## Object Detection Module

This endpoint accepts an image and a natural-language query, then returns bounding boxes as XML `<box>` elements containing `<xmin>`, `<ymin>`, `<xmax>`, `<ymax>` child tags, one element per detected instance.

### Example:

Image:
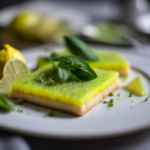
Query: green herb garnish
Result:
<box><xmin>17</xmin><ymin>97</ymin><xmax>24</xmax><ymax>104</ymax></box>
<box><xmin>117</xmin><ymin>93</ymin><xmax>120</xmax><ymax>96</ymax></box>
<box><xmin>0</xmin><ymin>94</ymin><xmax>14</xmax><ymax>111</ymax></box>
<box><xmin>64</xmin><ymin>36</ymin><xmax>99</xmax><ymax>61</ymax></box>
<box><xmin>58</xmin><ymin>56</ymin><xmax>97</xmax><ymax>81</ymax></box>
<box><xmin>17</xmin><ymin>108</ymin><xmax>23</xmax><ymax>112</ymax></box>
<box><xmin>37</xmin><ymin>107</ymin><xmax>41</xmax><ymax>111</ymax></box>
<box><xmin>48</xmin><ymin>110</ymin><xmax>55</xmax><ymax>116</ymax></box>
<box><xmin>109</xmin><ymin>92</ymin><xmax>114</xmax><ymax>96</ymax></box>
<box><xmin>122</xmin><ymin>77</ymin><xmax>128</xmax><ymax>82</ymax></box>
<box><xmin>109</xmin><ymin>99</ymin><xmax>114</xmax><ymax>103</ymax></box>
<box><xmin>108</xmin><ymin>103</ymin><xmax>114</xmax><ymax>107</ymax></box>
<box><xmin>129</xmin><ymin>92</ymin><xmax>133</xmax><ymax>97</ymax></box>
<box><xmin>103</xmin><ymin>101</ymin><xmax>108</xmax><ymax>104</ymax></box>
<box><xmin>144</xmin><ymin>97</ymin><xmax>148</xmax><ymax>102</ymax></box>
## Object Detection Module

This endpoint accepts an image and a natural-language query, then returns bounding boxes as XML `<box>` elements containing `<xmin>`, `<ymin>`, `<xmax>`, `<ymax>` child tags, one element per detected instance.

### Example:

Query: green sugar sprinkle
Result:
<box><xmin>17</xmin><ymin>97</ymin><xmax>24</xmax><ymax>104</ymax></box>
<box><xmin>109</xmin><ymin>92</ymin><xmax>114</xmax><ymax>96</ymax></box>
<box><xmin>144</xmin><ymin>97</ymin><xmax>148</xmax><ymax>102</ymax></box>
<box><xmin>48</xmin><ymin>110</ymin><xmax>55</xmax><ymax>116</ymax></box>
<box><xmin>129</xmin><ymin>92</ymin><xmax>133</xmax><ymax>97</ymax></box>
<box><xmin>108</xmin><ymin>108</ymin><xmax>111</xmax><ymax>110</ymax></box>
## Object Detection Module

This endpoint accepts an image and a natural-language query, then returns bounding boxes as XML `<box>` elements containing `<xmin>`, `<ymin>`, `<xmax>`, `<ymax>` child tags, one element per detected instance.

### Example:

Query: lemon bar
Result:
<box><xmin>11</xmin><ymin>65</ymin><xmax>121</xmax><ymax>116</ymax></box>
<box><xmin>38</xmin><ymin>50</ymin><xmax>130</xmax><ymax>76</ymax></box>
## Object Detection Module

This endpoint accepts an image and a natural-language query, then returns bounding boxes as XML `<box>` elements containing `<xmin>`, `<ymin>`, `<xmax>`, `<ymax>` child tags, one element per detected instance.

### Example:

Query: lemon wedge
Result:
<box><xmin>0</xmin><ymin>59</ymin><xmax>30</xmax><ymax>94</ymax></box>
<box><xmin>124</xmin><ymin>75</ymin><xmax>146</xmax><ymax>96</ymax></box>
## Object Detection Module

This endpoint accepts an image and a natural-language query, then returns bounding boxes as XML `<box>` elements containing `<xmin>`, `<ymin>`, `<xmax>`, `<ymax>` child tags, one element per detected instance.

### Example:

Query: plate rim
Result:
<box><xmin>0</xmin><ymin>50</ymin><xmax>150</xmax><ymax>139</ymax></box>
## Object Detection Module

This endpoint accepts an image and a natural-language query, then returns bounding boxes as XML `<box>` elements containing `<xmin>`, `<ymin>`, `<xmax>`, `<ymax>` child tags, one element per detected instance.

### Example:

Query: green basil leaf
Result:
<box><xmin>0</xmin><ymin>94</ymin><xmax>14</xmax><ymax>111</ymax></box>
<box><xmin>64</xmin><ymin>36</ymin><xmax>99</xmax><ymax>61</ymax></box>
<box><xmin>58</xmin><ymin>67</ymin><xmax>70</xmax><ymax>81</ymax></box>
<box><xmin>59</xmin><ymin>56</ymin><xmax>91</xmax><ymax>69</ymax></box>
<box><xmin>49</xmin><ymin>56</ymin><xmax>56</xmax><ymax>71</ymax></box>
<box><xmin>69</xmin><ymin>67</ymin><xmax>97</xmax><ymax>81</ymax></box>
<box><xmin>51</xmin><ymin>52</ymin><xmax>65</xmax><ymax>61</ymax></box>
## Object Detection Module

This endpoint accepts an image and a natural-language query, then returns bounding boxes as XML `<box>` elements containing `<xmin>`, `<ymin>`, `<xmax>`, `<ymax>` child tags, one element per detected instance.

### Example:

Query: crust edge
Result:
<box><xmin>11</xmin><ymin>80</ymin><xmax>121</xmax><ymax>116</ymax></box>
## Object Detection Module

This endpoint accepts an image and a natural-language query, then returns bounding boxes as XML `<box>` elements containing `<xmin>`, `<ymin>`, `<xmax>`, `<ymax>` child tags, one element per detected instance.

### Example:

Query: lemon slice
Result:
<box><xmin>0</xmin><ymin>75</ymin><xmax>15</xmax><ymax>94</ymax></box>
<box><xmin>3</xmin><ymin>58</ymin><xmax>30</xmax><ymax>80</ymax></box>
<box><xmin>0</xmin><ymin>59</ymin><xmax>30</xmax><ymax>94</ymax></box>
<box><xmin>124</xmin><ymin>75</ymin><xmax>146</xmax><ymax>96</ymax></box>
<box><xmin>0</xmin><ymin>44</ymin><xmax>27</xmax><ymax>78</ymax></box>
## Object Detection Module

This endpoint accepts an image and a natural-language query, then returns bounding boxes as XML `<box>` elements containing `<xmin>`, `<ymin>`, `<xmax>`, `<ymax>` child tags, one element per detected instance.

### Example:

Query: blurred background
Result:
<box><xmin>0</xmin><ymin>0</ymin><xmax>150</xmax><ymax>50</ymax></box>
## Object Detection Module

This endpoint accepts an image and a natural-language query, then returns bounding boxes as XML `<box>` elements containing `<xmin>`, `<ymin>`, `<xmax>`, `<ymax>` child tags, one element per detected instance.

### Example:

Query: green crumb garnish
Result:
<box><xmin>44</xmin><ymin>115</ymin><xmax>48</xmax><ymax>118</ymax></box>
<box><xmin>144</xmin><ymin>97</ymin><xmax>148</xmax><ymax>102</ymax></box>
<box><xmin>108</xmin><ymin>108</ymin><xmax>111</xmax><ymax>110</ymax></box>
<box><xmin>109</xmin><ymin>99</ymin><xmax>114</xmax><ymax>103</ymax></box>
<box><xmin>48</xmin><ymin>110</ymin><xmax>55</xmax><ymax>116</ymax></box>
<box><xmin>129</xmin><ymin>92</ymin><xmax>133</xmax><ymax>97</ymax></box>
<box><xmin>131</xmin><ymin>107</ymin><xmax>133</xmax><ymax>108</ymax></box>
<box><xmin>122</xmin><ymin>77</ymin><xmax>128</xmax><ymax>82</ymax></box>
<box><xmin>117</xmin><ymin>93</ymin><xmax>120</xmax><ymax>96</ymax></box>
<box><xmin>115</xmin><ymin>102</ymin><xmax>118</xmax><ymax>104</ymax></box>
<box><xmin>103</xmin><ymin>101</ymin><xmax>108</xmax><ymax>104</ymax></box>
<box><xmin>108</xmin><ymin>103</ymin><xmax>114</xmax><ymax>107</ymax></box>
<box><xmin>121</xmin><ymin>98</ymin><xmax>124</xmax><ymax>101</ymax></box>
<box><xmin>27</xmin><ymin>112</ymin><xmax>30</xmax><ymax>115</ymax></box>
<box><xmin>109</xmin><ymin>92</ymin><xmax>114</xmax><ymax>96</ymax></box>
<box><xmin>37</xmin><ymin>106</ymin><xmax>41</xmax><ymax>111</ymax></box>
<box><xmin>17</xmin><ymin>108</ymin><xmax>23</xmax><ymax>112</ymax></box>
<box><xmin>117</xmin><ymin>111</ymin><xmax>120</xmax><ymax>114</ymax></box>
<box><xmin>117</xmin><ymin>97</ymin><xmax>120</xmax><ymax>100</ymax></box>
<box><xmin>133</xmin><ymin>98</ymin><xmax>136</xmax><ymax>102</ymax></box>
<box><xmin>126</xmin><ymin>98</ymin><xmax>128</xmax><ymax>100</ymax></box>
<box><xmin>17</xmin><ymin>97</ymin><xmax>24</xmax><ymax>104</ymax></box>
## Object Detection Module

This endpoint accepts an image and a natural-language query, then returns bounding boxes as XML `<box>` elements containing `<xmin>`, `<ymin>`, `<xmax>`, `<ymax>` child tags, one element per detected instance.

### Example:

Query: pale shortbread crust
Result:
<box><xmin>118</xmin><ymin>67</ymin><xmax>131</xmax><ymax>77</ymax></box>
<box><xmin>11</xmin><ymin>80</ymin><xmax>121</xmax><ymax>116</ymax></box>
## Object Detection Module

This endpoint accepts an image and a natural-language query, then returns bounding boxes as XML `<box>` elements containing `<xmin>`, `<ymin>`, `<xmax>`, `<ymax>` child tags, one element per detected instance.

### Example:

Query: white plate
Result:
<box><xmin>0</xmin><ymin>1</ymin><xmax>91</xmax><ymax>34</ymax></box>
<box><xmin>0</xmin><ymin>49</ymin><xmax>150</xmax><ymax>139</ymax></box>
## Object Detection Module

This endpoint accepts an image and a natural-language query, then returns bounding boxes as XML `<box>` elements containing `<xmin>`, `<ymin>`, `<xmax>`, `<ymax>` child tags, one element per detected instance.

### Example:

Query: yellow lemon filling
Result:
<box><xmin>12</xmin><ymin>65</ymin><xmax>119</xmax><ymax>107</ymax></box>
<box><xmin>38</xmin><ymin>50</ymin><xmax>129</xmax><ymax>71</ymax></box>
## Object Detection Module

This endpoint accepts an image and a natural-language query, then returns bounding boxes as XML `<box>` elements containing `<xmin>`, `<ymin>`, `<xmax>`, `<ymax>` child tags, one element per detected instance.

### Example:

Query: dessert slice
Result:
<box><xmin>11</xmin><ymin>64</ymin><xmax>121</xmax><ymax>116</ymax></box>
<box><xmin>38</xmin><ymin>50</ymin><xmax>130</xmax><ymax>76</ymax></box>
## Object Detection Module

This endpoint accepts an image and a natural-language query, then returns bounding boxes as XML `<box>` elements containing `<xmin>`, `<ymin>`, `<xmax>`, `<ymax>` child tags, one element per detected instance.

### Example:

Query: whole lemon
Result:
<box><xmin>0</xmin><ymin>44</ymin><xmax>26</xmax><ymax>78</ymax></box>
